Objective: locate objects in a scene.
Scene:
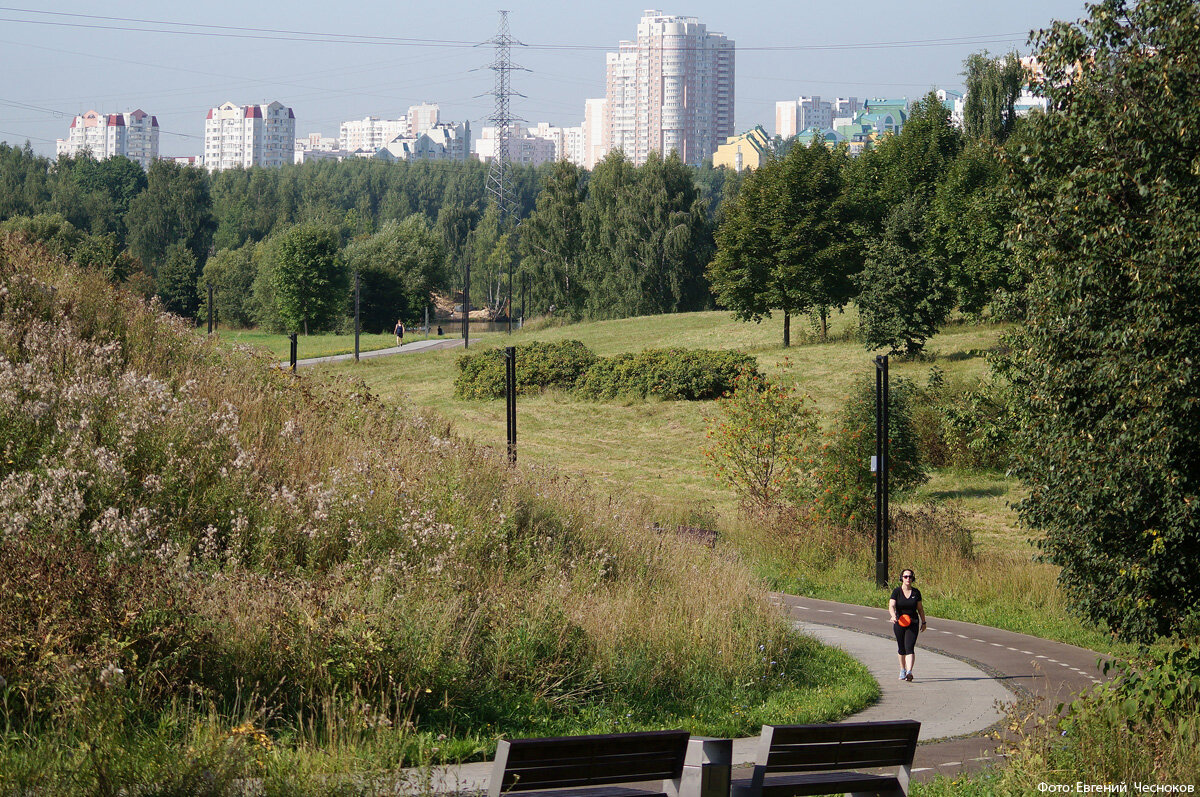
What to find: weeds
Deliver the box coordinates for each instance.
[0,235,875,791]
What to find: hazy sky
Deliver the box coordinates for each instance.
[0,1,1093,158]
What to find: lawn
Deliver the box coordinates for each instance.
[202,327,456,360]
[304,309,1134,654]
[319,309,1018,538]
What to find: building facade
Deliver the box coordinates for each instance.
[203,101,295,170]
[56,109,159,169]
[713,125,772,172]
[603,11,734,166]
[339,116,407,154]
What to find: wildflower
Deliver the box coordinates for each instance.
[98,662,125,689]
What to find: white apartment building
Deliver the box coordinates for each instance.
[339,116,407,153]
[374,121,470,162]
[295,133,348,164]
[777,96,859,139]
[203,101,295,171]
[603,11,734,166]
[581,97,608,169]
[56,109,159,169]
[474,125,557,166]
[408,103,440,137]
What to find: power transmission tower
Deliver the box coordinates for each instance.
[483,10,526,225]
[481,9,527,334]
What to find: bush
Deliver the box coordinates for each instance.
[910,367,1012,470]
[455,341,757,402]
[454,339,597,399]
[703,367,819,509]
[577,347,758,401]
[817,376,927,527]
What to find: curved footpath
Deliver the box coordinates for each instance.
[401,593,1109,793]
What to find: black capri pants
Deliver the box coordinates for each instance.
[894,622,919,655]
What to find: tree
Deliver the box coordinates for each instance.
[856,198,955,357]
[818,376,927,527]
[125,160,214,271]
[156,243,200,318]
[962,52,1025,144]
[270,223,347,335]
[518,160,587,317]
[709,142,856,346]
[854,92,963,355]
[199,242,258,327]
[927,140,1022,316]
[344,216,447,332]
[999,0,1200,640]
[704,366,819,510]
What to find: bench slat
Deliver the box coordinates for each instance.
[491,730,689,796]
[764,738,914,770]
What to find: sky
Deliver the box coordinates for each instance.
[0,0,1095,159]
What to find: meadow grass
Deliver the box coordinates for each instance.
[321,310,1137,655]
[0,238,878,792]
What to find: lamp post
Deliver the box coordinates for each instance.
[874,354,890,587]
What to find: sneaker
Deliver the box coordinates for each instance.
[906,671,914,682]
[899,670,908,680]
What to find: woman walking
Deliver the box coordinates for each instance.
[889,568,927,682]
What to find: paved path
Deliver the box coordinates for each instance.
[281,337,463,369]
[769,593,1109,781]
[393,593,1108,792]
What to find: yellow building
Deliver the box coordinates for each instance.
[713,125,772,171]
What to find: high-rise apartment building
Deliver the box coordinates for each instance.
[340,116,407,153]
[203,101,295,171]
[603,11,734,166]
[56,109,159,169]
[581,98,608,169]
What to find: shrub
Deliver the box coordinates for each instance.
[454,339,597,399]
[817,376,927,527]
[703,366,819,509]
[911,367,1012,469]
[455,341,756,402]
[577,347,757,401]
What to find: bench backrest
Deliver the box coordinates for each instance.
[489,729,691,797]
[753,720,920,778]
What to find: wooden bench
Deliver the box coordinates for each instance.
[730,720,920,797]
[488,729,691,797]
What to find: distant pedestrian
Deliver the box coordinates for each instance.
[889,568,927,682]
[436,325,443,336]
[394,319,405,345]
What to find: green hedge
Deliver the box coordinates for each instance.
[454,340,598,399]
[576,348,757,401]
[455,341,758,402]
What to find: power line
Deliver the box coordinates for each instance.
[0,7,1033,53]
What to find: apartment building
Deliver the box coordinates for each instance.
[777,96,860,139]
[473,125,557,166]
[203,101,295,171]
[581,98,608,169]
[339,116,407,153]
[603,11,734,166]
[56,109,159,169]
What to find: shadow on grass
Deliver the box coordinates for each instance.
[926,485,1009,501]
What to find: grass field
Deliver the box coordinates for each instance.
[245,310,1128,653]
[313,310,1017,534]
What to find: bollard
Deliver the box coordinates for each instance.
[668,737,732,797]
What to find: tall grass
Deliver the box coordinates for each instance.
[0,235,875,791]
